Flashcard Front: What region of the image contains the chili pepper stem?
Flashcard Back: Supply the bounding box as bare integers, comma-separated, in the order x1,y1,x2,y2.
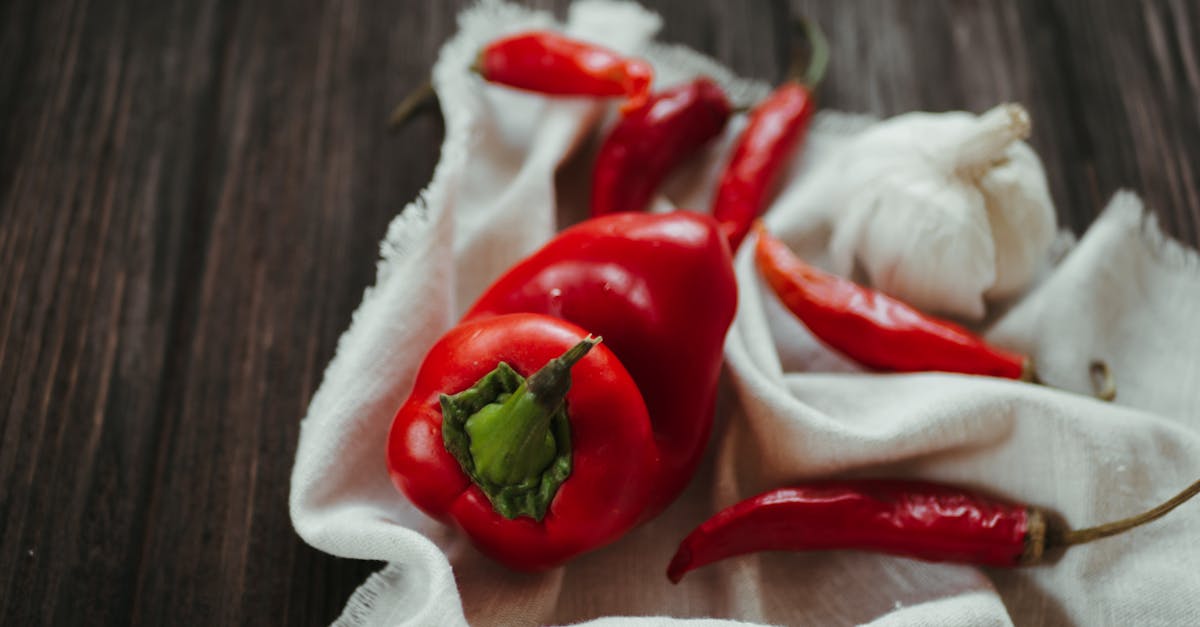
386,78,436,132
1089,360,1117,401
1056,477,1200,548
785,18,830,89
1026,359,1116,401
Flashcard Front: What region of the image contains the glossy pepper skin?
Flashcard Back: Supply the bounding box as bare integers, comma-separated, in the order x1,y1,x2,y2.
465,211,738,518
591,78,732,217
667,480,1036,583
667,477,1200,582
387,312,658,571
712,82,817,251
755,227,1029,379
477,31,653,110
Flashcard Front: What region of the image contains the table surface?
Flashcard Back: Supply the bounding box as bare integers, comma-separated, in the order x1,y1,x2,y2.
2,0,1198,624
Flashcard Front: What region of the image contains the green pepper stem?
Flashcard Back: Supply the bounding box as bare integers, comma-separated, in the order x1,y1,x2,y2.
464,336,600,487
785,18,829,89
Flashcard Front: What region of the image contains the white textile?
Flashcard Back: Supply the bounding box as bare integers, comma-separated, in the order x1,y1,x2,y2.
290,2,1200,625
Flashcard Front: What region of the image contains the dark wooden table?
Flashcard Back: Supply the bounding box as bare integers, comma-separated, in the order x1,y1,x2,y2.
2,1,1197,624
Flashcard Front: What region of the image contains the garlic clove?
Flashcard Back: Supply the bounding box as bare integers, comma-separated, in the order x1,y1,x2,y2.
980,140,1057,300
830,173,997,321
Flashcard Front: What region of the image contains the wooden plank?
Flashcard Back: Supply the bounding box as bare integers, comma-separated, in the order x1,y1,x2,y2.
122,0,474,623
0,0,235,623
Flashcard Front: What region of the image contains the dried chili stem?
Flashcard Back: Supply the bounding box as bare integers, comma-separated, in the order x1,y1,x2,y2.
785,18,829,89
387,78,435,132
1090,360,1117,401
1060,478,1200,546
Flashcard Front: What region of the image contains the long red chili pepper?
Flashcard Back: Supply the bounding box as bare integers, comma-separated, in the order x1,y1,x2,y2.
667,477,1200,583
755,226,1033,380
711,20,828,251
591,78,732,217
475,31,653,110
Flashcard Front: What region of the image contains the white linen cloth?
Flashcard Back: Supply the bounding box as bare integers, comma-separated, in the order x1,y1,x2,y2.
289,1,1200,625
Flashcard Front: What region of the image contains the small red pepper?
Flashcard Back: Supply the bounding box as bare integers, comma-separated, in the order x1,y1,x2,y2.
754,226,1034,380
667,478,1200,582
476,31,653,110
591,78,732,217
465,211,738,519
711,20,828,251
388,212,737,570
388,313,659,570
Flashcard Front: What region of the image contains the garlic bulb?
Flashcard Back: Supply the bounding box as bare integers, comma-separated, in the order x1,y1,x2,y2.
819,104,1056,320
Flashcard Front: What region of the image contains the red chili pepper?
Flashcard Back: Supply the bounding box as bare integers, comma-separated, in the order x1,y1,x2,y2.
465,211,738,519
591,78,732,217
754,226,1033,380
711,20,828,251
667,478,1200,582
476,31,653,110
388,313,659,571
711,83,816,250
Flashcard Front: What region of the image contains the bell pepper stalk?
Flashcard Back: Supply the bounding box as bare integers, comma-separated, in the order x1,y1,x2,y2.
463,211,738,521
388,312,658,571
440,334,599,520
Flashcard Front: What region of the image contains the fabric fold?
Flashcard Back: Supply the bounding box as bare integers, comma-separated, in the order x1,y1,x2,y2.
291,2,1200,625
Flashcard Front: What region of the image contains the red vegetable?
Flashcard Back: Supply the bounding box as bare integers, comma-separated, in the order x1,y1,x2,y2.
476,31,653,110
464,211,738,518
712,83,816,250
754,226,1032,380
591,78,732,217
711,21,828,251
667,478,1200,582
388,313,658,571
388,212,737,570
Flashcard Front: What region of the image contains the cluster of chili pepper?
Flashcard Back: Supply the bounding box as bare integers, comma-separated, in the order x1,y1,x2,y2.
387,27,1183,583
388,212,737,570
588,20,828,255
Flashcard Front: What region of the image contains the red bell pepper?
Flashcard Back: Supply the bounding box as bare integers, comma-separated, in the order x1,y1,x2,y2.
387,313,658,570
387,212,737,570
464,211,737,518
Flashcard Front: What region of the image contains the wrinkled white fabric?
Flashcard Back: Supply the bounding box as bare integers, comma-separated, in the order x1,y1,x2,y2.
289,2,1200,625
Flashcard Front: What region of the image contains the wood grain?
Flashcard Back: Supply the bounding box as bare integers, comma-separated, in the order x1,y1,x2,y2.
0,0,1196,625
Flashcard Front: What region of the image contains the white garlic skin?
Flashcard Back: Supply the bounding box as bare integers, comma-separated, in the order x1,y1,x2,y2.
822,104,1057,320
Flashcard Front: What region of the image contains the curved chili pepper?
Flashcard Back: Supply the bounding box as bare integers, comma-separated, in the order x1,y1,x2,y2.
754,226,1032,380
711,20,828,251
591,78,732,217
476,31,653,110
465,211,738,518
711,83,816,251
388,312,659,571
667,478,1200,582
